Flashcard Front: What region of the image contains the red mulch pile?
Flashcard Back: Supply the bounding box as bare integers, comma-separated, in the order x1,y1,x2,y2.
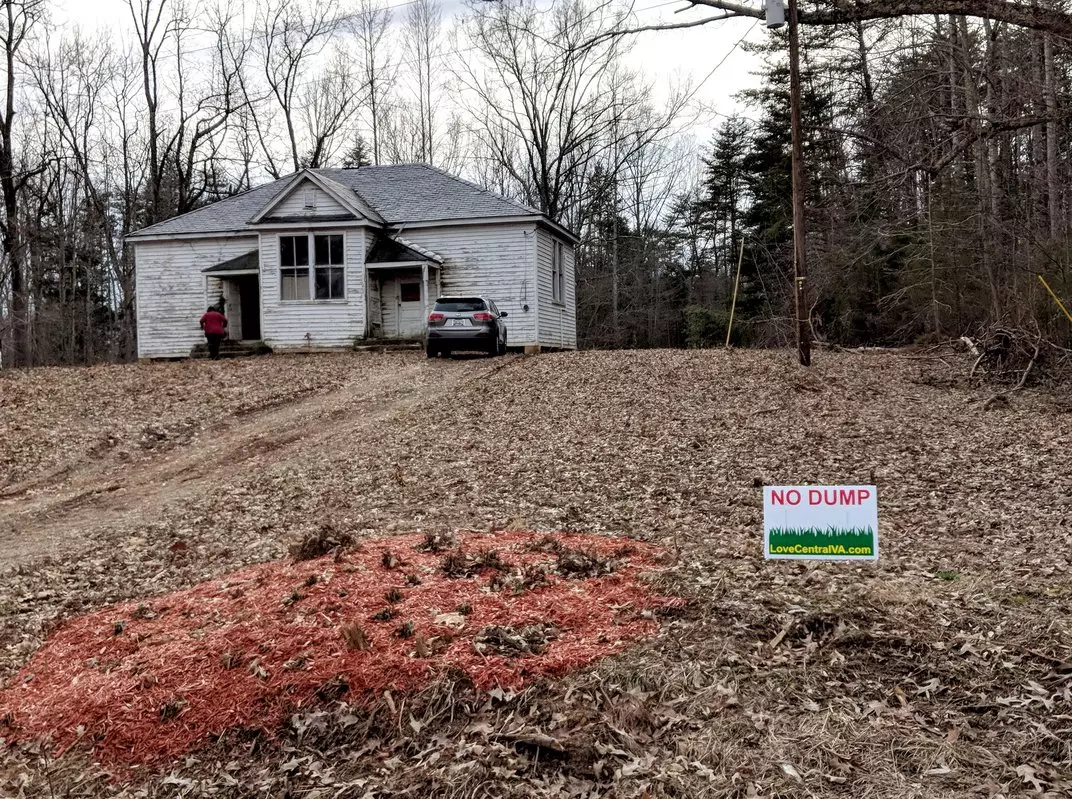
0,531,675,773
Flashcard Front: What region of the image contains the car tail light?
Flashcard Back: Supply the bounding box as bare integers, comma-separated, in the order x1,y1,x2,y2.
428,312,445,322
472,312,493,321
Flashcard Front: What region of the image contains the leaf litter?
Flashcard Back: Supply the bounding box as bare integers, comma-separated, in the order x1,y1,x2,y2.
0,348,1070,797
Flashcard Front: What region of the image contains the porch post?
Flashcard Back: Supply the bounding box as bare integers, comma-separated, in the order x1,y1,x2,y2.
422,262,429,322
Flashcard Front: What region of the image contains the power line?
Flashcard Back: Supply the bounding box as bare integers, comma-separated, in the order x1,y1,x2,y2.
686,18,760,98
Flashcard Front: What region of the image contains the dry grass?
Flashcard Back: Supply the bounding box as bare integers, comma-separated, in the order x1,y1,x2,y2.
1,348,1071,797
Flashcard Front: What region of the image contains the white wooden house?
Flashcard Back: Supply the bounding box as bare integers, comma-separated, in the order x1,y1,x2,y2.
128,165,578,358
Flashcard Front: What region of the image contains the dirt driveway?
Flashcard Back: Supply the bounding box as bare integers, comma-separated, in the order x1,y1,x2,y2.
0,352,506,567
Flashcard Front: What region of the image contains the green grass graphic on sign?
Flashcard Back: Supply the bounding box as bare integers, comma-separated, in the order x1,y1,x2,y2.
767,526,876,557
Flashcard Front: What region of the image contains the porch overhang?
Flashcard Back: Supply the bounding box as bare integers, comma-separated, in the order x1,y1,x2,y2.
365,260,439,270
203,250,259,276
366,235,444,265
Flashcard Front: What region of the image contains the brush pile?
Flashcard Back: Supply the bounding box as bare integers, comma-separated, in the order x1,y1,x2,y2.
964,324,1071,388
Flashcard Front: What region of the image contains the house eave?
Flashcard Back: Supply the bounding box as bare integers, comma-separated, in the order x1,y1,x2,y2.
390,214,578,243
127,219,381,243
255,213,358,224
252,219,379,230
365,260,440,269
127,230,259,243
202,268,258,277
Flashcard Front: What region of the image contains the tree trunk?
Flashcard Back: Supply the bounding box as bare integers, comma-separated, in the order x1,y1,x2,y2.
1,0,24,367
956,15,1002,320
1044,32,1060,241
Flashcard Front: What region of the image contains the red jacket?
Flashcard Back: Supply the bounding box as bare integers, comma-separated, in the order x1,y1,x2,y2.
200,310,228,336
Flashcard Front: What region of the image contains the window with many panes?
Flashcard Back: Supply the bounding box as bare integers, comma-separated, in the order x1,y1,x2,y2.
551,240,565,304
280,233,345,301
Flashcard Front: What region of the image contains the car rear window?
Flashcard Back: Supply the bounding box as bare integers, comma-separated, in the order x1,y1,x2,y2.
434,298,486,312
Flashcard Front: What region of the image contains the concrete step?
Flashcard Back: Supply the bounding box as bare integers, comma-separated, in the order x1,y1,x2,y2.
190,340,273,359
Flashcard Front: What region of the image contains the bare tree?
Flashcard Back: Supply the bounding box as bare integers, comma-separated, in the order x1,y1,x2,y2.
299,47,364,167
108,51,149,357
0,0,45,367
348,0,395,165
126,0,249,220
31,32,122,362
405,0,442,164
258,0,342,174
126,0,171,224
615,0,1072,39
455,0,686,225
379,100,423,163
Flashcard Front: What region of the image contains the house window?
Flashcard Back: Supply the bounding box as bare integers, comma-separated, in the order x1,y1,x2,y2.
280,235,310,301
314,234,345,299
279,233,345,301
400,282,421,302
552,240,565,304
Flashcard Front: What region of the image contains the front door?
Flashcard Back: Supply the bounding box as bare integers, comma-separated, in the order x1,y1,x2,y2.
237,275,261,340
397,280,424,338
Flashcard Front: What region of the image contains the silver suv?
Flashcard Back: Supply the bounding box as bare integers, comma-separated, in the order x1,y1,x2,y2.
426,296,508,357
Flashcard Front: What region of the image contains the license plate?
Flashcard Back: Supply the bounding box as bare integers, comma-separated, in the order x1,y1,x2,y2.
449,319,472,327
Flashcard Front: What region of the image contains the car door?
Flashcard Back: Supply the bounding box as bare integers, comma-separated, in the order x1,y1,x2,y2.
489,300,506,344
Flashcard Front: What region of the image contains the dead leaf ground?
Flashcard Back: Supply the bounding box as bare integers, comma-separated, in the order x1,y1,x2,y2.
0,349,1069,798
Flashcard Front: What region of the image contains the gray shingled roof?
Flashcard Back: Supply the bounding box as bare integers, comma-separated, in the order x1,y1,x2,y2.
129,164,543,239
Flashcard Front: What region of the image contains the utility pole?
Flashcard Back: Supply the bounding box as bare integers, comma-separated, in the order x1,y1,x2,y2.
787,0,812,366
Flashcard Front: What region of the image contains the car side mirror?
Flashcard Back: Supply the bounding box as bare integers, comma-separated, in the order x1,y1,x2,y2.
500,311,508,318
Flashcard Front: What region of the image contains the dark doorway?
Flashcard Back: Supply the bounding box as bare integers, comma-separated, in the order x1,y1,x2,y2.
237,276,261,340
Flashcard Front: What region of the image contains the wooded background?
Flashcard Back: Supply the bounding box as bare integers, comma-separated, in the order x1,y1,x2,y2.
0,0,1069,366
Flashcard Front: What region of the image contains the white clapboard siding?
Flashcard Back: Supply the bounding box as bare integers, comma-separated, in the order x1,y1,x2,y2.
205,276,222,310
535,228,578,350
135,236,258,358
259,229,367,348
399,224,539,347
270,182,349,218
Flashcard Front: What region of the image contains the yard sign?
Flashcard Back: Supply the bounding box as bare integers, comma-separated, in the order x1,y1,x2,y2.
763,486,879,561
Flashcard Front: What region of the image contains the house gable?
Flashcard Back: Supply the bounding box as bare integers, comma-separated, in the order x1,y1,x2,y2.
249,170,384,226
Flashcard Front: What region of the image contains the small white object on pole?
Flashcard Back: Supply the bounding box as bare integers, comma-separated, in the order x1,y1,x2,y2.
764,0,786,28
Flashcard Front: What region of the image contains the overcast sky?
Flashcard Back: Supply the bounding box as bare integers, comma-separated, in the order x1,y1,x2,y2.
52,0,767,148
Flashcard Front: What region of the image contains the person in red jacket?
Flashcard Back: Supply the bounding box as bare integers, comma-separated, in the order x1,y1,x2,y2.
199,305,228,360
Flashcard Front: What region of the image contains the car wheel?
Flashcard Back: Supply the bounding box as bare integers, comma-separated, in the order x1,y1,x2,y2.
425,344,438,358
497,333,507,356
